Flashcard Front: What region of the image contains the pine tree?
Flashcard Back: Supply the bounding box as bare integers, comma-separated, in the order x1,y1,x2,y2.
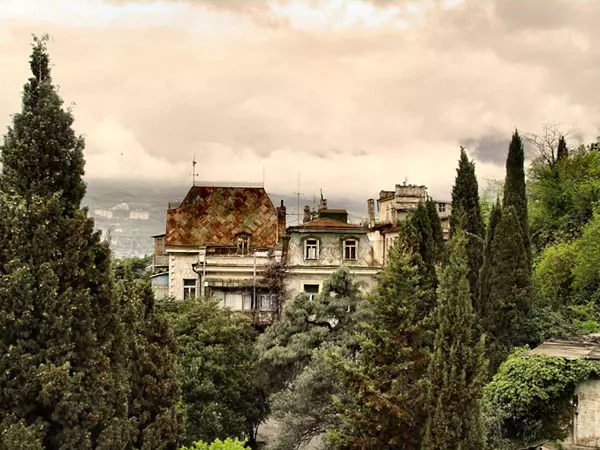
328,238,427,450
422,229,487,450
503,130,531,267
0,35,132,448
481,206,532,371
450,147,485,305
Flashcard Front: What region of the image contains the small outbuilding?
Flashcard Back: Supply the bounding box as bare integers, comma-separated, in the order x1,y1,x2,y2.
529,335,600,449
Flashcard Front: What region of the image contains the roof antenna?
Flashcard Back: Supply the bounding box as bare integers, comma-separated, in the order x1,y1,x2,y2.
292,171,303,226
191,154,197,187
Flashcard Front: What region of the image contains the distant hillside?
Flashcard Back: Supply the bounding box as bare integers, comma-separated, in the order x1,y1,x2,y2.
83,179,371,258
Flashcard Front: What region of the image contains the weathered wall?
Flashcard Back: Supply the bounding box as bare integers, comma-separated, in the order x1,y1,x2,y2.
568,378,600,448
286,232,375,267
285,271,378,297
168,252,199,298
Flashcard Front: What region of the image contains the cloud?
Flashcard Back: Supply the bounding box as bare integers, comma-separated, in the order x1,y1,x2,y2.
0,0,598,210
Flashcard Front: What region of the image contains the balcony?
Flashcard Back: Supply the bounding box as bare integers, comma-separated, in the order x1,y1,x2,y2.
153,254,169,268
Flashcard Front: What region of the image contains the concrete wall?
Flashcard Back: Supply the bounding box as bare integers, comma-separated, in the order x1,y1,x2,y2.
565,378,600,448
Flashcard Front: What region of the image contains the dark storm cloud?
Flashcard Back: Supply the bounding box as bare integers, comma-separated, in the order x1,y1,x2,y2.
461,131,511,166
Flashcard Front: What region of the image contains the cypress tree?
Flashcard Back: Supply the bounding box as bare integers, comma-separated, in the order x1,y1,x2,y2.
481,206,532,372
329,236,427,449
115,269,185,449
450,147,485,305
503,130,531,267
422,229,487,450
478,198,502,319
0,35,132,448
407,201,444,321
556,135,568,162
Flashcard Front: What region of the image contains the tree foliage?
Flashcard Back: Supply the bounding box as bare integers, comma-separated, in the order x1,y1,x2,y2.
159,298,268,448
179,438,250,450
328,239,427,450
450,147,485,307
0,34,133,449
258,268,364,450
422,229,487,450
484,348,600,448
480,206,532,371
115,269,185,449
503,130,531,268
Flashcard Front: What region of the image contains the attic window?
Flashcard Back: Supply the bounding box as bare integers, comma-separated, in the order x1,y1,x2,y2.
237,235,250,255
438,203,446,213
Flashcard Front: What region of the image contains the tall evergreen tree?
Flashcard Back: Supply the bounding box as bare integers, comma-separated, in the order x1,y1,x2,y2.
450,147,485,305
478,198,502,319
503,130,531,267
481,206,532,371
328,238,427,450
406,201,445,322
422,229,487,450
114,269,185,449
0,35,132,448
556,135,568,162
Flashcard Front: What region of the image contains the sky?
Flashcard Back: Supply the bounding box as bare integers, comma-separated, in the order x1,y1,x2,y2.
1,0,599,203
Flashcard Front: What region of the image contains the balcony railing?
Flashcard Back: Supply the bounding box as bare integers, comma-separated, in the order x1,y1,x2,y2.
153,254,169,267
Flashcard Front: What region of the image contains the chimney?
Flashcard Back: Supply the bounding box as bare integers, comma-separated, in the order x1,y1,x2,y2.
303,205,311,223
368,199,375,228
319,190,327,211
276,200,286,241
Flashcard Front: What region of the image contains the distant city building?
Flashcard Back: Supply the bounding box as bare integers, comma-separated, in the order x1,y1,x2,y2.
130,209,150,220
111,202,130,219
93,208,114,219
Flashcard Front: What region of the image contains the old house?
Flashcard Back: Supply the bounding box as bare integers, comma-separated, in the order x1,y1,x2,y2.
155,183,286,324
529,335,600,449
366,183,452,265
284,196,381,299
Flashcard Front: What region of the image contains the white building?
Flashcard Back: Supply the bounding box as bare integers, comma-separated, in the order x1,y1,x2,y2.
155,183,286,326
284,198,381,298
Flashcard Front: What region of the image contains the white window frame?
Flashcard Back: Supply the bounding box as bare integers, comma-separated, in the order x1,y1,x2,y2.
237,235,250,255
344,239,358,261
183,278,197,300
438,203,446,213
304,238,319,260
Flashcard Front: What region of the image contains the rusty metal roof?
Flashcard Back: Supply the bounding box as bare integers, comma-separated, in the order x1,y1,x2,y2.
165,186,279,248
528,334,600,360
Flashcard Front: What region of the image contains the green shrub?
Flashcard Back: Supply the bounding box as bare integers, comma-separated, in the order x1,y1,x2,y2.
179,438,250,450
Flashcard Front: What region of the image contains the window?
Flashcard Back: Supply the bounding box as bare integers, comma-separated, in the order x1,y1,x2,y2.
183,278,196,300
344,239,357,260
259,294,277,311
237,235,250,255
305,238,319,260
438,203,446,213
304,284,319,301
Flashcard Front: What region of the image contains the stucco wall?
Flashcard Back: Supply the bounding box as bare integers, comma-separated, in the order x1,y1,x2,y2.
168,252,199,298
568,378,600,448
286,232,375,268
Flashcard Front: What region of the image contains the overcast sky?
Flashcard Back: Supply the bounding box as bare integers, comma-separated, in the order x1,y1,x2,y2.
1,0,598,201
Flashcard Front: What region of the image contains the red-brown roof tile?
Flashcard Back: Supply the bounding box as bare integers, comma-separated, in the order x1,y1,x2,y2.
165,186,279,248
